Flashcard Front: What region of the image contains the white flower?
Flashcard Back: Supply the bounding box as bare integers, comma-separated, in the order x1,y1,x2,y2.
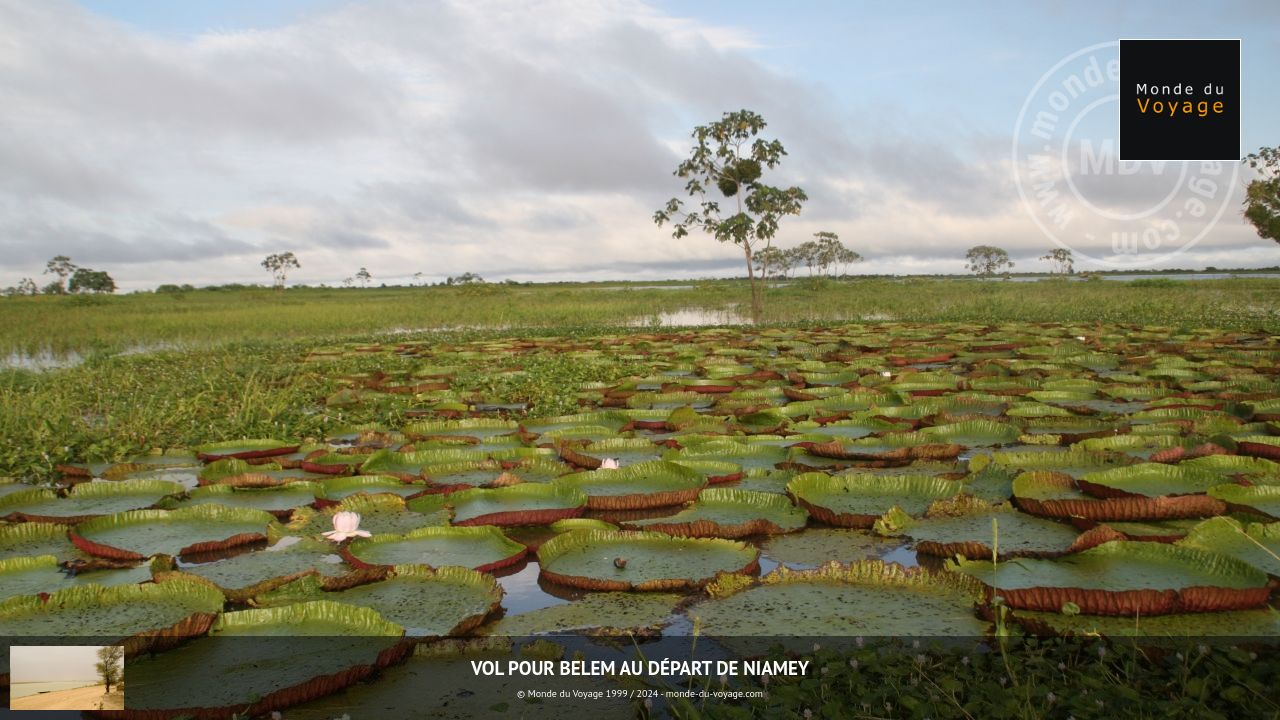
880,370,892,377
1076,336,1086,341
322,511,372,542
600,458,620,469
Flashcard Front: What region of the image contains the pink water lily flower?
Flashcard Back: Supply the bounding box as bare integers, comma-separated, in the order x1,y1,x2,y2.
322,511,372,542
601,458,620,469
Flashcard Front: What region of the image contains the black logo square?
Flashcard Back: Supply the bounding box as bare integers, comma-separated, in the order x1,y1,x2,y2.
1119,39,1240,161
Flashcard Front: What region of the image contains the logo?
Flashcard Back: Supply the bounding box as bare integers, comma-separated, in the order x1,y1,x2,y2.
1012,41,1239,267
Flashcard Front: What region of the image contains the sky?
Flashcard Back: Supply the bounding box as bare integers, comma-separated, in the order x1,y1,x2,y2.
10,645,105,682
2,0,1278,291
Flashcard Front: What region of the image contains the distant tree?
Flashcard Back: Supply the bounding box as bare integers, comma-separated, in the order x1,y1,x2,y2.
779,247,804,279
1243,147,1280,244
413,271,425,286
753,246,788,279
7,278,39,297
355,267,372,287
342,277,354,288
96,645,123,694
446,272,485,285
1040,248,1074,274
68,268,116,294
793,240,820,276
835,246,864,275
43,255,77,294
654,109,807,322
965,245,1014,277
261,252,300,290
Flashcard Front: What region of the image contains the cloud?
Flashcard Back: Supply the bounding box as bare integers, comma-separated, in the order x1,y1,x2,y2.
0,0,1274,292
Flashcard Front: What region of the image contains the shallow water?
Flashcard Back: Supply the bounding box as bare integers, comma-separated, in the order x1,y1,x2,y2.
10,681,98,699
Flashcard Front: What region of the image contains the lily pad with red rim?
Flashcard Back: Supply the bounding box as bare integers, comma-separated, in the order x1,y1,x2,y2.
408,483,587,527
71,505,279,561
343,526,526,573
536,529,759,591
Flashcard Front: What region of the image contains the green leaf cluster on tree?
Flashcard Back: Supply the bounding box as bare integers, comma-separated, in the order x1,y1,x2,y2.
654,109,807,321
96,645,123,694
261,252,301,290
1243,147,1280,243
965,245,1015,277
1039,248,1074,274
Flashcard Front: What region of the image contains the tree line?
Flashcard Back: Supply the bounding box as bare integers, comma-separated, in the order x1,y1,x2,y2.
2,255,116,296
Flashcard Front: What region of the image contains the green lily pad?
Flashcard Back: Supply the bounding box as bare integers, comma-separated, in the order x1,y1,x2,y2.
1209,484,1280,519
1014,606,1280,638
917,420,1020,446
553,460,707,510
408,483,587,526
256,565,501,637
0,522,76,562
786,472,962,528
884,503,1083,559
0,554,152,602
488,592,683,636
1177,517,1280,576
0,480,184,521
1079,463,1223,497
950,540,1271,615
290,494,450,537
194,439,301,461
123,600,404,713
169,537,349,600
172,481,324,514
688,561,987,637
0,575,224,638
537,529,758,591
345,526,526,573
72,505,279,560
620,488,808,537
322,474,429,500
761,528,901,569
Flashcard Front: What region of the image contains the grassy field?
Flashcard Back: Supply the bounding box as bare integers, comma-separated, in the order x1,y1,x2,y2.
1,277,1278,480
1,277,1278,358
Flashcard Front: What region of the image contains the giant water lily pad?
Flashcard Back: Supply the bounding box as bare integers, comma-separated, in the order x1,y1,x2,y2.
538,530,759,591
171,481,324,516
256,565,501,637
688,561,987,638
950,540,1272,615
786,473,961,528
1014,606,1280,638
408,483,587,526
164,537,349,601
1013,470,1226,521
917,420,1020,446
620,488,808,538
553,460,707,510
0,522,76,561
761,529,901,569
195,439,301,461
0,480,184,523
882,502,1086,559
290,494,450,538
344,526,526,573
71,505,279,560
322,475,429,500
1209,483,1280,519
488,592,683,636
1177,517,1280,576
0,554,151,602
0,576,224,642
123,600,405,714
1078,463,1223,498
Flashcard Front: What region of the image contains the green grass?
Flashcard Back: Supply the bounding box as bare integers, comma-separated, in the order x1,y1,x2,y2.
2,277,1278,358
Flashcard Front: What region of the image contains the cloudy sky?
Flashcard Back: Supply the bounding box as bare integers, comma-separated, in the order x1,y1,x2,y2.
2,0,1278,291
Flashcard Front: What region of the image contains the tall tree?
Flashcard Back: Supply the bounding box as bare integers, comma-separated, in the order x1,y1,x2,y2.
261,252,300,290
96,645,123,694
965,245,1014,277
654,109,807,322
1243,147,1280,244
68,268,116,294
355,267,372,287
1040,248,1074,274
752,246,787,279
43,255,77,294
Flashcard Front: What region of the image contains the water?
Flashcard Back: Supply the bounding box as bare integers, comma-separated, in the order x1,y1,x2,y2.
10,681,98,699
629,308,750,327
2,341,186,372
